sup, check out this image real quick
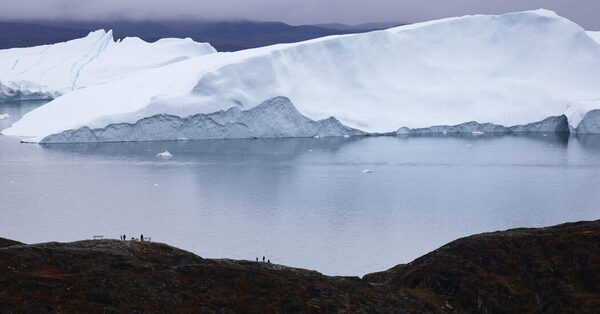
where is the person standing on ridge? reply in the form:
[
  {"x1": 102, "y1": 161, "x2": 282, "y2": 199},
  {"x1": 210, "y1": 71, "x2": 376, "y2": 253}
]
[{"x1": 140, "y1": 234, "x2": 144, "y2": 242}]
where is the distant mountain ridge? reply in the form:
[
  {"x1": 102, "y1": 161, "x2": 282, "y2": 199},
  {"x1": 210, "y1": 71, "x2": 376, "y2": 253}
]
[{"x1": 0, "y1": 20, "x2": 399, "y2": 51}]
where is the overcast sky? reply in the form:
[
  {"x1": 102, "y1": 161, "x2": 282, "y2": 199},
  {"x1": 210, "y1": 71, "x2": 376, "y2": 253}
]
[{"x1": 1, "y1": 0, "x2": 599, "y2": 30}]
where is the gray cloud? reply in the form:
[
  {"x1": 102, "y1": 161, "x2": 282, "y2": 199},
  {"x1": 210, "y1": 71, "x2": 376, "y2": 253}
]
[{"x1": 1, "y1": 0, "x2": 599, "y2": 30}]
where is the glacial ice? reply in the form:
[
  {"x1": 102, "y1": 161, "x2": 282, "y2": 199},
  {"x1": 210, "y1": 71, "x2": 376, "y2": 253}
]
[
  {"x1": 156, "y1": 151, "x2": 173, "y2": 158},
  {"x1": 576, "y1": 110, "x2": 600, "y2": 133},
  {"x1": 4, "y1": 9, "x2": 600, "y2": 142},
  {"x1": 40, "y1": 97, "x2": 365, "y2": 143},
  {"x1": 0, "y1": 30, "x2": 216, "y2": 101},
  {"x1": 395, "y1": 116, "x2": 570, "y2": 135},
  {"x1": 588, "y1": 31, "x2": 600, "y2": 44}
]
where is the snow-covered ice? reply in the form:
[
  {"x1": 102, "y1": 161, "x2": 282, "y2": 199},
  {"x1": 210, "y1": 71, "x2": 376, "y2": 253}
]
[
  {"x1": 0, "y1": 113, "x2": 9, "y2": 120},
  {"x1": 588, "y1": 31, "x2": 600, "y2": 44},
  {"x1": 156, "y1": 151, "x2": 173, "y2": 158},
  {"x1": 4, "y1": 9, "x2": 600, "y2": 142},
  {"x1": 0, "y1": 30, "x2": 216, "y2": 101}
]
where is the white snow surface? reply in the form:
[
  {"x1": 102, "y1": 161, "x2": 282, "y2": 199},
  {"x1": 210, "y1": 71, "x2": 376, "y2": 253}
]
[
  {"x1": 0, "y1": 30, "x2": 216, "y2": 100},
  {"x1": 588, "y1": 31, "x2": 600, "y2": 44},
  {"x1": 4, "y1": 9, "x2": 600, "y2": 142},
  {"x1": 0, "y1": 113, "x2": 9, "y2": 120}
]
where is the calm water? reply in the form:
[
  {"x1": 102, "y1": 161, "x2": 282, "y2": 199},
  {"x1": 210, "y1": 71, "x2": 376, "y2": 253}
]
[{"x1": 1, "y1": 101, "x2": 600, "y2": 276}]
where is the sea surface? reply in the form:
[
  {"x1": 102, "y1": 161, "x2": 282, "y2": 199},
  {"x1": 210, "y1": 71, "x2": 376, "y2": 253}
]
[{"x1": 1, "y1": 101, "x2": 600, "y2": 276}]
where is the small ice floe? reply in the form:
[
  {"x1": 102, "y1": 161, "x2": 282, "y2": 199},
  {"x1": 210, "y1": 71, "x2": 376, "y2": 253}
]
[
  {"x1": 472, "y1": 131, "x2": 484, "y2": 135},
  {"x1": 153, "y1": 183, "x2": 159, "y2": 186},
  {"x1": 307, "y1": 149, "x2": 313, "y2": 152},
  {"x1": 156, "y1": 150, "x2": 173, "y2": 158},
  {"x1": 313, "y1": 135, "x2": 320, "y2": 139},
  {"x1": 0, "y1": 113, "x2": 10, "y2": 120},
  {"x1": 442, "y1": 131, "x2": 447, "y2": 134},
  {"x1": 361, "y1": 169, "x2": 373, "y2": 173},
  {"x1": 343, "y1": 135, "x2": 350, "y2": 138}
]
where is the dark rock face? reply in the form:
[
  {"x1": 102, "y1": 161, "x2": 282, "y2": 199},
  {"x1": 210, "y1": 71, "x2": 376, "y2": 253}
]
[
  {"x1": 577, "y1": 109, "x2": 600, "y2": 133},
  {"x1": 2, "y1": 220, "x2": 600, "y2": 312},
  {"x1": 0, "y1": 239, "x2": 432, "y2": 312},
  {"x1": 41, "y1": 97, "x2": 365, "y2": 143},
  {"x1": 0, "y1": 238, "x2": 23, "y2": 248},
  {"x1": 364, "y1": 220, "x2": 600, "y2": 313}
]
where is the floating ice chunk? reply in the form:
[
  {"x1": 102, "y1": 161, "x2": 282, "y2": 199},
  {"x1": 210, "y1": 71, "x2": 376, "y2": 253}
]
[
  {"x1": 362, "y1": 169, "x2": 373, "y2": 173},
  {"x1": 471, "y1": 131, "x2": 484, "y2": 135},
  {"x1": 156, "y1": 150, "x2": 173, "y2": 158},
  {"x1": 343, "y1": 135, "x2": 350, "y2": 138},
  {"x1": 313, "y1": 135, "x2": 320, "y2": 139},
  {"x1": 0, "y1": 113, "x2": 9, "y2": 120}
]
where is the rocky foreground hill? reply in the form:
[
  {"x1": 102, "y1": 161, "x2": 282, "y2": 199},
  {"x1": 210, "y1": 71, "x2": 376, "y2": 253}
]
[{"x1": 1, "y1": 220, "x2": 599, "y2": 313}]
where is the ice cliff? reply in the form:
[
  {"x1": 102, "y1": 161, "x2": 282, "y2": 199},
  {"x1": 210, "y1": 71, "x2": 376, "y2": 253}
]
[
  {"x1": 395, "y1": 115, "x2": 570, "y2": 135},
  {"x1": 40, "y1": 97, "x2": 364, "y2": 143},
  {"x1": 0, "y1": 30, "x2": 216, "y2": 101},
  {"x1": 4, "y1": 10, "x2": 600, "y2": 142}
]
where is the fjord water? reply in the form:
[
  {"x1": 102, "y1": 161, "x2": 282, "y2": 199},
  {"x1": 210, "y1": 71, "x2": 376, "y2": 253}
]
[{"x1": 1, "y1": 102, "x2": 600, "y2": 276}]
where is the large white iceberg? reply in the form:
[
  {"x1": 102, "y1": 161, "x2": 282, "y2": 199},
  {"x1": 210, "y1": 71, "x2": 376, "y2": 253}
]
[
  {"x1": 4, "y1": 9, "x2": 600, "y2": 142},
  {"x1": 0, "y1": 30, "x2": 216, "y2": 101}
]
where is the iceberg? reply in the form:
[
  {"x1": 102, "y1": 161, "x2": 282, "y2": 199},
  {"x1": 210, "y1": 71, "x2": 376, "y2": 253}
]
[
  {"x1": 575, "y1": 110, "x2": 600, "y2": 133},
  {"x1": 0, "y1": 30, "x2": 216, "y2": 101},
  {"x1": 156, "y1": 151, "x2": 173, "y2": 158},
  {"x1": 40, "y1": 97, "x2": 365, "y2": 143},
  {"x1": 4, "y1": 9, "x2": 600, "y2": 142},
  {"x1": 395, "y1": 115, "x2": 570, "y2": 135}
]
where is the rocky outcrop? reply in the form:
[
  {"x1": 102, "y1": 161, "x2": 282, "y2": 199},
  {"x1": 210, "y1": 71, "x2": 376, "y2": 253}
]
[
  {"x1": 576, "y1": 109, "x2": 600, "y2": 133},
  {"x1": 364, "y1": 220, "x2": 600, "y2": 313},
  {"x1": 40, "y1": 97, "x2": 365, "y2": 143},
  {"x1": 0, "y1": 239, "x2": 432, "y2": 312},
  {"x1": 2, "y1": 220, "x2": 600, "y2": 312},
  {"x1": 395, "y1": 115, "x2": 570, "y2": 135},
  {"x1": 0, "y1": 237, "x2": 22, "y2": 248}
]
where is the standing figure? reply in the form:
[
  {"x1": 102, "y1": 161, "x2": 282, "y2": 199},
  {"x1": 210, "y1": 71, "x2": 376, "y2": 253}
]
[
  {"x1": 262, "y1": 256, "x2": 265, "y2": 262},
  {"x1": 140, "y1": 234, "x2": 144, "y2": 242}
]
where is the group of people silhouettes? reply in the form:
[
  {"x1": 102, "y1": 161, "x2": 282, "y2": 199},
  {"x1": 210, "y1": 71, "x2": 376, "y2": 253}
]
[
  {"x1": 120, "y1": 234, "x2": 145, "y2": 241},
  {"x1": 256, "y1": 256, "x2": 271, "y2": 264}
]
